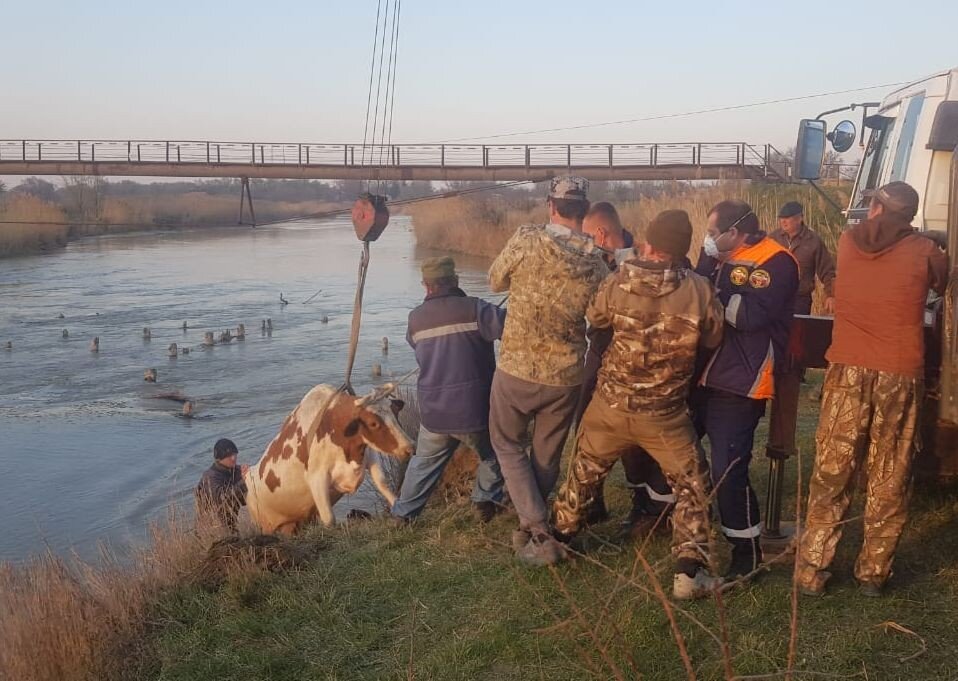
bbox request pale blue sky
[2,1,956,149]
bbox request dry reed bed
[0,193,343,257]
[407,182,848,260]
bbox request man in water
[488,175,609,566]
[196,438,248,534]
[391,256,507,523]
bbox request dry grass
[0,513,309,681]
[0,194,70,256]
[0,191,343,257]
[408,182,849,261]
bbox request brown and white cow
[244,384,413,534]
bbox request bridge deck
[0,140,782,181]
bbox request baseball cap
[213,438,239,460]
[777,201,803,218]
[863,181,920,219]
[421,256,457,282]
[548,175,589,201]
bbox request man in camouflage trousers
[797,182,948,597]
[553,210,726,599]
[488,175,609,566]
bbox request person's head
[777,201,804,235]
[704,200,759,261]
[421,256,459,296]
[641,209,693,262]
[864,181,919,223]
[583,202,626,250]
[547,175,590,230]
[213,438,239,467]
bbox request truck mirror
[827,120,857,153]
[795,119,826,180]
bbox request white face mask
[703,235,720,258]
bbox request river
[0,216,494,562]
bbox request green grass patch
[141,373,958,680]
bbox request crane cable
[342,0,403,394]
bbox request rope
[341,241,371,394]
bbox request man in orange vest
[797,181,948,597]
[695,200,799,580]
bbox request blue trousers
[391,426,505,520]
[702,389,766,544]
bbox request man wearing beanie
[553,209,726,599]
[392,256,507,523]
[195,438,248,533]
[489,175,609,566]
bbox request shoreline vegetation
[407,181,851,260]
[0,177,374,258]
[4,379,958,679]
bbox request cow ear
[390,399,405,417]
[344,418,362,437]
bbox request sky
[2,1,957,152]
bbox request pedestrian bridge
[0,139,788,182]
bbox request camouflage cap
[548,175,589,202]
[863,181,919,219]
[421,256,457,282]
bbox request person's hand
[824,297,835,315]
[240,464,249,475]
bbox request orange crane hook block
[351,193,390,242]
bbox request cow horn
[353,382,399,408]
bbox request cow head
[343,396,413,459]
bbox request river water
[0,216,494,562]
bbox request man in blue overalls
[695,200,799,580]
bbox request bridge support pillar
[238,177,256,227]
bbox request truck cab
[793,66,958,476]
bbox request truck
[793,65,958,476]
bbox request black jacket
[195,462,247,531]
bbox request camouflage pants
[797,364,923,590]
[553,397,710,563]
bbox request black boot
[726,539,763,582]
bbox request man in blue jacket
[391,256,507,523]
[696,200,799,580]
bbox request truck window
[890,94,925,182]
[852,119,896,210]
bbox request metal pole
[608,145,613,168]
[127,140,131,161]
[306,146,310,165]
[22,140,25,161]
[217,144,221,163]
[206,142,210,163]
[166,142,169,163]
[177,145,181,163]
[298,144,302,165]
[77,140,81,161]
[260,145,264,164]
[441,144,446,168]
[567,144,571,168]
[137,144,141,162]
[38,143,42,161]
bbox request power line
[431,82,906,143]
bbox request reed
[408,182,849,260]
[0,194,70,256]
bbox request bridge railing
[0,140,775,170]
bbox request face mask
[703,236,720,258]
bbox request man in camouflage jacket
[553,210,725,599]
[488,176,609,566]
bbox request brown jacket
[827,216,948,378]
[588,258,723,415]
[769,223,836,314]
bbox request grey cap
[863,181,920,218]
[548,175,589,201]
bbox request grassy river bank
[5,374,958,680]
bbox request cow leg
[368,460,398,508]
[308,470,336,527]
[274,520,300,536]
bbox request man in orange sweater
[797,181,948,597]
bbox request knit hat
[646,210,693,259]
[213,438,239,460]
[421,256,457,282]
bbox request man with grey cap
[392,256,507,523]
[797,181,948,597]
[765,202,836,462]
[488,175,609,566]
